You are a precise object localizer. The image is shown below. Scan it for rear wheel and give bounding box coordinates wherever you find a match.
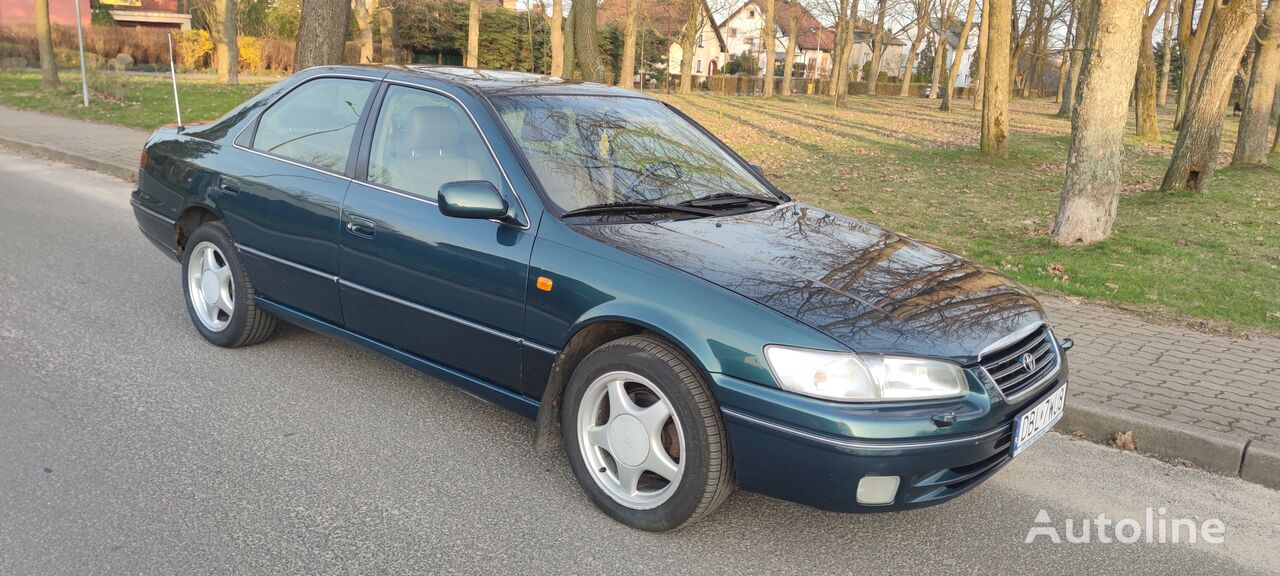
[562,335,734,531]
[181,221,276,347]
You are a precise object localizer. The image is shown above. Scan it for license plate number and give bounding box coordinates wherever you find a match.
[1011,384,1067,456]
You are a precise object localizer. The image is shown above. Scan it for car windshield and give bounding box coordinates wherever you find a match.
[491,95,779,214]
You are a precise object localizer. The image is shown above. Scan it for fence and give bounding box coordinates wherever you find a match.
[653,74,974,99]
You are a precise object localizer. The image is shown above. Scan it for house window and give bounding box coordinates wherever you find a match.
[729,27,737,38]
[696,59,703,73]
[697,33,704,48]
[748,10,755,18]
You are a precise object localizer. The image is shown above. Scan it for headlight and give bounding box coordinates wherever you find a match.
[763,345,967,402]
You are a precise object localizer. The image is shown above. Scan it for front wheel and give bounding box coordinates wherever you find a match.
[181,221,276,347]
[562,335,734,531]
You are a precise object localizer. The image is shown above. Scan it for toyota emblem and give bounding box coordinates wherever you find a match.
[1021,352,1038,373]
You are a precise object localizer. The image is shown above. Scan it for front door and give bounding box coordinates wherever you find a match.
[338,84,535,392]
[218,77,377,324]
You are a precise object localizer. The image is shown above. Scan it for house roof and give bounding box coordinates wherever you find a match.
[597,0,727,52]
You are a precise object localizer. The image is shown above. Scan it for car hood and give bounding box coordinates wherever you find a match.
[574,203,1045,363]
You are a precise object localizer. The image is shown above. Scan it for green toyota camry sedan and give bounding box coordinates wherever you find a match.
[131,65,1070,531]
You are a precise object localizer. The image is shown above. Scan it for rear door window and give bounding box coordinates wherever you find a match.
[252,78,375,173]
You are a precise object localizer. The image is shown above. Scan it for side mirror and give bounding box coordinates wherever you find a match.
[437,181,509,221]
[749,163,765,175]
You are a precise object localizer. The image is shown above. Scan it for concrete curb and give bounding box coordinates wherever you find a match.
[0,136,137,183]
[1055,399,1256,478]
[1240,441,1280,490]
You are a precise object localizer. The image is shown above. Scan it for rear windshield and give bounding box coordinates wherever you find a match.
[491,95,777,213]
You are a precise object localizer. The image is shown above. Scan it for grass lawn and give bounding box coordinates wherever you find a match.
[2,70,1276,331]
[0,70,270,130]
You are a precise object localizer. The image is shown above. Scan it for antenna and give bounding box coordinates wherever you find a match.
[167,33,183,128]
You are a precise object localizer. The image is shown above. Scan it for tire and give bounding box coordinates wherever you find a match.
[180,221,277,347]
[562,334,734,531]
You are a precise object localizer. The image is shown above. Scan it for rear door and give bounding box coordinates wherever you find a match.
[217,76,378,324]
[337,83,535,393]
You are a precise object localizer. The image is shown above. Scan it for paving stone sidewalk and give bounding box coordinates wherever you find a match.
[2,105,1277,485]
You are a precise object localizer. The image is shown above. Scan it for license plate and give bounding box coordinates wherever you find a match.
[1011,384,1067,456]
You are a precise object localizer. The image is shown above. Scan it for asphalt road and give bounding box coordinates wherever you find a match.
[1,150,1277,575]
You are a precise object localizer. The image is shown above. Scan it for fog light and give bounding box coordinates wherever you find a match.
[856,475,900,505]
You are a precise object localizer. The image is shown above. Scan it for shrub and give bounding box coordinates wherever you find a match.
[173,29,213,70]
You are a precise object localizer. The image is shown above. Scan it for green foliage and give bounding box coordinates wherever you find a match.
[723,51,758,76]
[264,0,302,39]
[1153,39,1182,94]
[914,35,934,83]
[397,0,556,73]
[90,0,117,26]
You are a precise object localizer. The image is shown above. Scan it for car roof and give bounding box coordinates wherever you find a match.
[310,64,655,99]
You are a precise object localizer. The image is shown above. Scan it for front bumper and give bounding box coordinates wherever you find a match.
[715,369,1067,513]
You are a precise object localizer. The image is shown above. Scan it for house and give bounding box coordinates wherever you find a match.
[597,0,726,80]
[719,0,835,78]
[718,0,905,81]
[101,0,191,31]
[0,0,88,28]
[902,17,979,88]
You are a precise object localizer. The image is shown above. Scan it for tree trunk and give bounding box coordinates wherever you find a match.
[678,0,699,93]
[618,0,640,88]
[36,0,59,90]
[1161,0,1259,193]
[354,0,375,65]
[1135,0,1171,141]
[1058,0,1088,117]
[867,0,888,95]
[550,0,564,76]
[763,0,777,96]
[1232,0,1280,166]
[1174,0,1214,129]
[902,0,932,97]
[829,0,851,96]
[781,5,800,95]
[564,1,576,78]
[295,0,351,70]
[1052,0,1145,245]
[573,0,604,81]
[467,0,481,67]
[941,0,977,110]
[213,0,239,83]
[981,0,1011,157]
[378,6,397,63]
[973,0,988,107]
[929,30,945,99]
[1158,1,1173,106]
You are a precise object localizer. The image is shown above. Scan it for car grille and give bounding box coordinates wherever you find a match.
[978,325,1059,400]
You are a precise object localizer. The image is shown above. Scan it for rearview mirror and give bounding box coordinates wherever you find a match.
[438,181,509,221]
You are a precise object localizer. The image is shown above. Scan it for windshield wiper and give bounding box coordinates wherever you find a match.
[561,201,717,218]
[677,192,782,209]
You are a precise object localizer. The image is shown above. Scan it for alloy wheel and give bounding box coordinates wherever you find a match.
[576,370,685,510]
[186,241,234,332]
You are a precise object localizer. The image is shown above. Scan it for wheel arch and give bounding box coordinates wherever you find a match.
[175,204,222,257]
[532,310,720,452]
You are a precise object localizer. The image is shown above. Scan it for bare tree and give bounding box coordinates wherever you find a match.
[781,2,800,95]
[296,0,351,70]
[1056,0,1086,116]
[619,0,640,87]
[1174,0,1214,128]
[829,0,856,99]
[867,0,889,94]
[902,0,934,96]
[678,0,700,93]
[980,0,1011,156]
[574,0,604,81]
[940,0,976,109]
[1158,1,1173,106]
[36,0,58,90]
[972,0,988,106]
[1135,0,1173,141]
[1054,7,1073,103]
[1052,0,1144,245]
[551,0,565,76]
[353,0,377,64]
[764,0,778,96]
[1232,0,1279,166]
[929,0,958,99]
[466,0,481,67]
[212,0,239,83]
[564,1,577,77]
[1161,0,1259,193]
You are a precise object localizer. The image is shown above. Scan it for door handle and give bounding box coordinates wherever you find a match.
[218,176,241,194]
[345,215,376,238]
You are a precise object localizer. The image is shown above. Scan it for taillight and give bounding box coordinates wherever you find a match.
[139,149,148,169]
